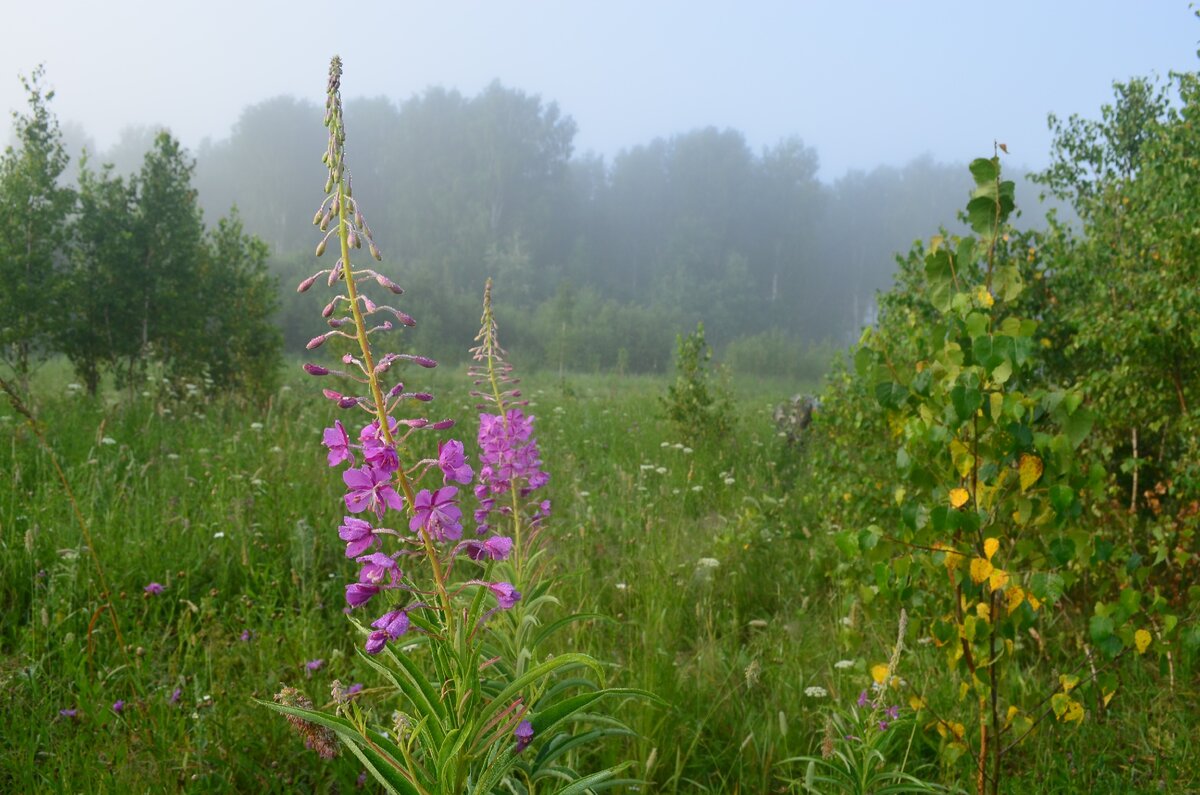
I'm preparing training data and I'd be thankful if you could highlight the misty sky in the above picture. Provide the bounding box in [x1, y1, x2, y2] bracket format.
[6, 1, 1198, 179]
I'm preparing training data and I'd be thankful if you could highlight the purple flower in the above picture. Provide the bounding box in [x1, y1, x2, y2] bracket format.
[356, 552, 402, 587]
[338, 516, 377, 557]
[305, 659, 324, 676]
[410, 487, 463, 542]
[323, 420, 355, 467]
[371, 609, 411, 640]
[112, 700, 125, 714]
[345, 683, 363, 699]
[59, 708, 78, 719]
[169, 688, 181, 705]
[240, 629, 253, 642]
[345, 581, 379, 608]
[857, 690, 870, 708]
[359, 417, 399, 443]
[488, 581, 521, 609]
[465, 535, 513, 562]
[879, 720, 890, 731]
[437, 440, 473, 484]
[362, 437, 399, 472]
[143, 582, 164, 595]
[343, 465, 404, 518]
[365, 630, 388, 655]
[515, 719, 534, 752]
[886, 705, 900, 720]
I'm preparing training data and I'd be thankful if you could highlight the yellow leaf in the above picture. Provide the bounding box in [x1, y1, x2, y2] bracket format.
[1018, 453, 1043, 492]
[989, 391, 1004, 420]
[959, 682, 971, 701]
[983, 537, 1000, 560]
[950, 488, 970, 509]
[1063, 699, 1084, 723]
[871, 664, 889, 685]
[988, 568, 1010, 593]
[930, 234, 943, 254]
[969, 557, 993, 584]
[909, 695, 926, 711]
[1102, 689, 1116, 707]
[1135, 629, 1152, 654]
[1026, 594, 1042, 612]
[1006, 586, 1025, 614]
[1005, 705, 1020, 728]
[976, 602, 991, 621]
[975, 285, 995, 308]
[1059, 674, 1079, 693]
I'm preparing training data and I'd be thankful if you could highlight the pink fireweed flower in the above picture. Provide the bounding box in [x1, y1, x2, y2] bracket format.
[410, 487, 463, 542]
[338, 516, 378, 557]
[488, 581, 521, 609]
[343, 465, 403, 518]
[371, 609, 411, 640]
[362, 437, 399, 472]
[359, 416, 400, 443]
[323, 420, 354, 467]
[143, 582, 165, 595]
[345, 581, 379, 608]
[463, 535, 513, 562]
[356, 552, 403, 587]
[437, 439, 473, 484]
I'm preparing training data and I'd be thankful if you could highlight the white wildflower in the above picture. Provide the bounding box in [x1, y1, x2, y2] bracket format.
[804, 686, 828, 698]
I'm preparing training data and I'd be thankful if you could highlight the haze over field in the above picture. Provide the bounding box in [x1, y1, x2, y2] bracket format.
[7, 1, 1197, 178]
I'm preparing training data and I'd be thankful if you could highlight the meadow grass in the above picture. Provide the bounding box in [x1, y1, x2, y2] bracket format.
[1, 362, 1195, 792]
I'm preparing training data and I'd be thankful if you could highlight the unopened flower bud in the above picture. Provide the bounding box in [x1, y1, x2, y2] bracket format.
[387, 383, 405, 398]
[412, 356, 437, 368]
[431, 419, 455, 430]
[392, 310, 416, 327]
[347, 230, 360, 249]
[322, 299, 337, 318]
[413, 393, 433, 402]
[303, 363, 330, 376]
[323, 389, 343, 402]
[297, 272, 322, 293]
[307, 333, 329, 350]
[368, 241, 382, 261]
[362, 295, 377, 313]
[315, 237, 328, 257]
[312, 208, 324, 225]
[338, 396, 359, 409]
[375, 274, 403, 294]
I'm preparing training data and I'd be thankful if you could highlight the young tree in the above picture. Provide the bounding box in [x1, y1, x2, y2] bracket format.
[0, 66, 75, 386]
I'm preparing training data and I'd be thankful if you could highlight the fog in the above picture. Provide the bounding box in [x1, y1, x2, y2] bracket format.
[4, 1, 1199, 368]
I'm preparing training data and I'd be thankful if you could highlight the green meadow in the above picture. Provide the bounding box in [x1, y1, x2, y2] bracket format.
[2, 362, 1194, 793]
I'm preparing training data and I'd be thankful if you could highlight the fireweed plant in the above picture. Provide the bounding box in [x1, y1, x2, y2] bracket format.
[262, 57, 645, 795]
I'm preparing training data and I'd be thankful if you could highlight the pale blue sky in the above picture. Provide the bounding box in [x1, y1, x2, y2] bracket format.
[7, 1, 1199, 178]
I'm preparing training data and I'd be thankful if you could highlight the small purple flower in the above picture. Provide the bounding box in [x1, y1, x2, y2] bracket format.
[343, 465, 404, 518]
[356, 552, 402, 587]
[362, 437, 399, 472]
[323, 420, 354, 467]
[857, 690, 870, 708]
[345, 581, 379, 608]
[488, 581, 521, 609]
[410, 487, 463, 542]
[345, 683, 363, 699]
[59, 708, 78, 719]
[112, 700, 125, 714]
[879, 720, 890, 731]
[371, 609, 411, 640]
[365, 630, 388, 655]
[514, 719, 534, 752]
[359, 417, 399, 443]
[886, 704, 900, 720]
[437, 440, 474, 484]
[169, 688, 181, 705]
[240, 629, 253, 642]
[338, 516, 377, 557]
[305, 659, 324, 676]
[465, 535, 513, 562]
[143, 582, 164, 595]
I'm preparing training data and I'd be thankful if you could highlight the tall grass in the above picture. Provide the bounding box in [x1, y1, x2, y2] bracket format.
[1, 364, 1195, 792]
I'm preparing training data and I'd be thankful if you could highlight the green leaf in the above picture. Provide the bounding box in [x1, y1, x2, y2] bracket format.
[875, 382, 909, 410]
[1063, 407, 1094, 448]
[550, 765, 634, 795]
[969, 157, 999, 185]
[477, 653, 606, 730]
[951, 385, 982, 422]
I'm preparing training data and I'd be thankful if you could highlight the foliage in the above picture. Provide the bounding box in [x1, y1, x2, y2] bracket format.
[662, 322, 734, 446]
[0, 66, 75, 385]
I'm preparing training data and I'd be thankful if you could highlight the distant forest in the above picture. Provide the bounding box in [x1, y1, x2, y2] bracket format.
[51, 83, 1065, 376]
